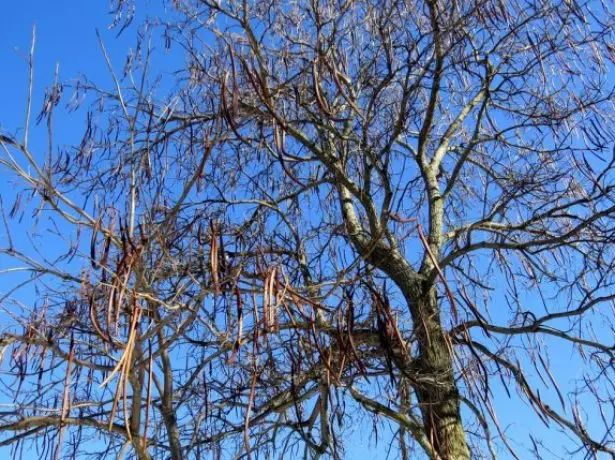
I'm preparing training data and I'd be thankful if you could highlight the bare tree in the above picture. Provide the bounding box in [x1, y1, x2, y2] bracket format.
[1, 0, 615, 458]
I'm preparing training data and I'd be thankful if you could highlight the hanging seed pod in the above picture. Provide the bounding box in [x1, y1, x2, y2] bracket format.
[312, 60, 333, 117]
[210, 221, 220, 295]
[269, 267, 277, 331]
[228, 286, 243, 364]
[90, 215, 102, 269]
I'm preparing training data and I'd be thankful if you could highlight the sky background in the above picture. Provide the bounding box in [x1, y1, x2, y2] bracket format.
[0, 2, 611, 459]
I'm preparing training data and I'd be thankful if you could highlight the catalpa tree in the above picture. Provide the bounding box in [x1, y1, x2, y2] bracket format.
[1, 0, 614, 459]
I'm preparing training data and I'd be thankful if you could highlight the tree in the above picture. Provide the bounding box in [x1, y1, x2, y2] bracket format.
[1, 0, 615, 458]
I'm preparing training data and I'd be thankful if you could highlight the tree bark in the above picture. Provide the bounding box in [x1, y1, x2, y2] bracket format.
[386, 256, 469, 459]
[410, 288, 469, 460]
[339, 183, 469, 458]
[154, 306, 183, 460]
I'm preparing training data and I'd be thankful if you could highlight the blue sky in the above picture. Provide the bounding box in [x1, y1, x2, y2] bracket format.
[2, 2, 111, 132]
[0, 2, 612, 459]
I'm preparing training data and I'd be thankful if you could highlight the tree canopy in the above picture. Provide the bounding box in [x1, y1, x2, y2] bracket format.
[1, 0, 615, 459]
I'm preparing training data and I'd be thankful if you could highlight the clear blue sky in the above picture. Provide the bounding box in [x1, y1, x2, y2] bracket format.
[2, 1, 112, 131]
[0, 2, 610, 459]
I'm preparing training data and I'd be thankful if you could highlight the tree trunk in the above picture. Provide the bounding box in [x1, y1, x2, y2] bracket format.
[410, 288, 469, 459]
[338, 185, 469, 457]
[381, 253, 470, 459]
